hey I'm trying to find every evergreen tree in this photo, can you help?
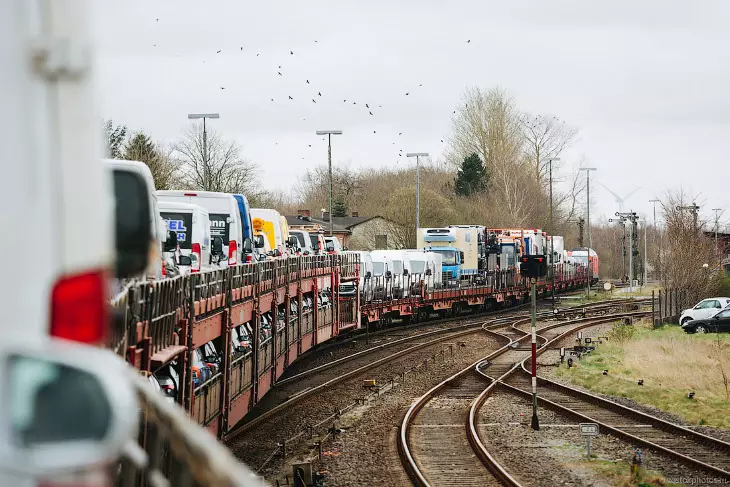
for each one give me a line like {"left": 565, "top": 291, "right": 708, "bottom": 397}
{"left": 123, "top": 131, "right": 177, "bottom": 190}
{"left": 104, "top": 119, "right": 127, "bottom": 158}
{"left": 454, "top": 152, "right": 488, "bottom": 197}
{"left": 332, "top": 194, "right": 348, "bottom": 217}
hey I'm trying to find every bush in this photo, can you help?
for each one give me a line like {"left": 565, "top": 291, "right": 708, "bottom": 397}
{"left": 719, "top": 277, "right": 730, "bottom": 298}
{"left": 608, "top": 322, "right": 636, "bottom": 346}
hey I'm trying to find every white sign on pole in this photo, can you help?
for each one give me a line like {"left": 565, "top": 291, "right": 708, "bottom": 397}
{"left": 580, "top": 423, "right": 599, "bottom": 436}
{"left": 580, "top": 423, "right": 599, "bottom": 458}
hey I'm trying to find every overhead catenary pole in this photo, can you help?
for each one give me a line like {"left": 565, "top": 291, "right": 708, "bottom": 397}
{"left": 188, "top": 113, "right": 220, "bottom": 188}
{"left": 712, "top": 208, "right": 722, "bottom": 254}
{"left": 407, "top": 152, "right": 429, "bottom": 239}
{"left": 644, "top": 222, "right": 648, "bottom": 285}
{"left": 650, "top": 199, "right": 661, "bottom": 280}
{"left": 316, "top": 130, "right": 343, "bottom": 236}
{"left": 579, "top": 168, "right": 597, "bottom": 297}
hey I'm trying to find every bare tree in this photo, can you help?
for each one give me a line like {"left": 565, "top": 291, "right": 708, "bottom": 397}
{"left": 173, "top": 123, "right": 259, "bottom": 194}
{"left": 661, "top": 191, "right": 721, "bottom": 303}
{"left": 447, "top": 87, "right": 524, "bottom": 175}
{"left": 521, "top": 114, "right": 577, "bottom": 182}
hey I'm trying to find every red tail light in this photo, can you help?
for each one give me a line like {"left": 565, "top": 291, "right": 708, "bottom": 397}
{"left": 161, "top": 258, "right": 166, "bottom": 277}
{"left": 50, "top": 270, "right": 107, "bottom": 344}
{"left": 228, "top": 240, "right": 238, "bottom": 266}
{"left": 245, "top": 254, "right": 253, "bottom": 263}
{"left": 191, "top": 243, "right": 201, "bottom": 272}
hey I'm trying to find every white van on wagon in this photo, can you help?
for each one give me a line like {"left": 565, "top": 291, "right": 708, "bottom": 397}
{"left": 158, "top": 200, "right": 212, "bottom": 274}
{"left": 104, "top": 159, "right": 166, "bottom": 280}
{"left": 157, "top": 191, "right": 250, "bottom": 267}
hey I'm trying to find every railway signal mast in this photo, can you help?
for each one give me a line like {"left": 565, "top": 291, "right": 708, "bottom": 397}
{"left": 520, "top": 255, "right": 548, "bottom": 430}
{"left": 611, "top": 212, "right": 639, "bottom": 291}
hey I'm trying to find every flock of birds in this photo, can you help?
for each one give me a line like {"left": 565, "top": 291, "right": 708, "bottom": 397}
{"left": 152, "top": 17, "right": 469, "bottom": 164}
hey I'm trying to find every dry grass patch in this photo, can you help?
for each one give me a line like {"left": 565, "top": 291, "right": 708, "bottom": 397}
{"left": 556, "top": 320, "right": 730, "bottom": 428}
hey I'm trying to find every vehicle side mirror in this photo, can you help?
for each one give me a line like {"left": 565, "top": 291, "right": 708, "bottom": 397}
{"left": 385, "top": 271, "right": 392, "bottom": 279}
{"left": 273, "top": 249, "right": 282, "bottom": 257}
{"left": 287, "top": 236, "right": 298, "bottom": 247}
{"left": 163, "top": 230, "right": 178, "bottom": 252}
{"left": 243, "top": 238, "right": 253, "bottom": 253}
{"left": 459, "top": 251, "right": 465, "bottom": 262}
{"left": 425, "top": 269, "right": 432, "bottom": 276}
{"left": 211, "top": 237, "right": 224, "bottom": 256}
{"left": 178, "top": 255, "right": 192, "bottom": 266}
{"left": 0, "top": 339, "right": 138, "bottom": 477}
{"left": 326, "top": 243, "right": 335, "bottom": 252}
{"left": 112, "top": 170, "right": 152, "bottom": 278}
{"left": 255, "top": 235, "right": 265, "bottom": 248}
{"left": 365, "top": 271, "right": 372, "bottom": 280}
{"left": 403, "top": 269, "right": 409, "bottom": 276}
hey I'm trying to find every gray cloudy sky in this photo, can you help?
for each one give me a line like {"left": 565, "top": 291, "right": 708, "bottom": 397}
{"left": 93, "top": 1, "right": 729, "bottom": 227}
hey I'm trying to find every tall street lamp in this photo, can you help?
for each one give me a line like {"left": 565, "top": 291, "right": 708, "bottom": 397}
{"left": 188, "top": 113, "right": 220, "bottom": 188}
{"left": 316, "top": 130, "right": 343, "bottom": 236}
{"left": 579, "top": 167, "right": 597, "bottom": 297}
{"left": 406, "top": 152, "right": 429, "bottom": 237}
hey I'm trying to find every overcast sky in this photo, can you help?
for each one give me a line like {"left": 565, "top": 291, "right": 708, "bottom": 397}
{"left": 93, "top": 1, "right": 729, "bottom": 228}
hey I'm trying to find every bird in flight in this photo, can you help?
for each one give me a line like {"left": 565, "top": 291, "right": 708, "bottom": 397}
{"left": 369, "top": 111, "right": 373, "bottom": 116}
{"left": 373, "top": 130, "right": 376, "bottom": 134}
{"left": 398, "top": 132, "right": 402, "bottom": 135}
{"left": 288, "top": 95, "right": 293, "bottom": 100}
{"left": 240, "top": 47, "right": 243, "bottom": 51}
{"left": 405, "top": 92, "right": 410, "bottom": 96}
{"left": 318, "top": 92, "right": 322, "bottom": 96}
{"left": 306, "top": 80, "right": 310, "bottom": 84}
{"left": 256, "top": 53, "right": 260, "bottom": 56}
{"left": 365, "top": 103, "right": 369, "bottom": 108}
{"left": 217, "top": 50, "right": 221, "bottom": 54}
{"left": 278, "top": 71, "right": 283, "bottom": 76}
{"left": 419, "top": 84, "right": 423, "bottom": 87}
{"left": 467, "top": 39, "right": 471, "bottom": 43}
{"left": 220, "top": 87, "right": 225, "bottom": 90}
{"left": 290, "top": 50, "right": 294, "bottom": 55}
{"left": 156, "top": 18, "right": 159, "bottom": 22}
{"left": 271, "top": 98, "right": 274, "bottom": 102}
{"left": 312, "top": 99, "right": 317, "bottom": 103}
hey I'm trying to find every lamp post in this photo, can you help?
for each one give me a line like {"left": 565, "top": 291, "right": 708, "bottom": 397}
{"left": 546, "top": 158, "right": 560, "bottom": 309}
{"left": 316, "top": 130, "right": 343, "bottom": 236}
{"left": 188, "top": 113, "right": 220, "bottom": 188}
{"left": 406, "top": 153, "right": 429, "bottom": 237}
{"left": 650, "top": 199, "right": 661, "bottom": 280}
{"left": 579, "top": 168, "right": 597, "bottom": 297}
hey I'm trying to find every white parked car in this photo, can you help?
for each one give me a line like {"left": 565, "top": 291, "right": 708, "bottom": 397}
{"left": 679, "top": 297, "right": 730, "bottom": 325}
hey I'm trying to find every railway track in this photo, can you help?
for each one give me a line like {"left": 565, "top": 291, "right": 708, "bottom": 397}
{"left": 496, "top": 351, "right": 730, "bottom": 479}
{"left": 229, "top": 298, "right": 642, "bottom": 440}
{"left": 399, "top": 311, "right": 648, "bottom": 487}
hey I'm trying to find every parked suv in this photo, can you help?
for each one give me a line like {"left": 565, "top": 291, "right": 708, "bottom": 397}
{"left": 679, "top": 297, "right": 730, "bottom": 325}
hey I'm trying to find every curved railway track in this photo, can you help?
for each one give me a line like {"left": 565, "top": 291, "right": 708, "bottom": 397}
{"left": 228, "top": 299, "right": 643, "bottom": 441}
{"left": 493, "top": 347, "right": 730, "bottom": 479}
{"left": 399, "top": 311, "right": 649, "bottom": 487}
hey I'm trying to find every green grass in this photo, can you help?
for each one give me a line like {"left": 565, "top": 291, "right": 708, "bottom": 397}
{"left": 556, "top": 321, "right": 730, "bottom": 429}
{"left": 580, "top": 459, "right": 682, "bottom": 486}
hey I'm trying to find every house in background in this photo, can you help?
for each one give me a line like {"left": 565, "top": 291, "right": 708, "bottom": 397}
{"left": 286, "top": 209, "right": 401, "bottom": 250}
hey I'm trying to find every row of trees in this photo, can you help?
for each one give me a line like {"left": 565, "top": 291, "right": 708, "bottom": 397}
{"left": 103, "top": 120, "right": 264, "bottom": 202}
{"left": 288, "top": 87, "right": 583, "bottom": 248}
